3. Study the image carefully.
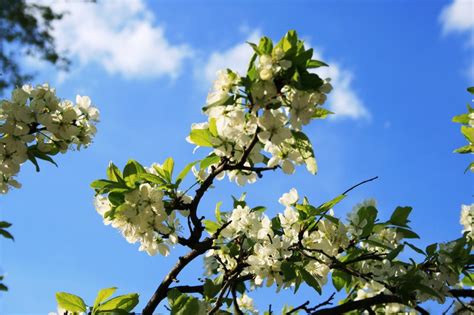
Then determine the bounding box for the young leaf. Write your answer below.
[189,128,214,147]
[56,292,87,313]
[93,287,117,311]
[215,201,223,223]
[0,228,14,240]
[390,206,412,227]
[200,154,220,169]
[203,278,221,300]
[203,220,219,234]
[461,126,474,143]
[258,36,273,55]
[162,157,174,182]
[291,130,317,174]
[176,160,199,184]
[307,59,329,68]
[107,162,123,182]
[332,270,351,292]
[96,293,139,312]
[298,267,322,294]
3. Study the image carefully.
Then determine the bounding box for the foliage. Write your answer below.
[53,287,138,315]
[0,0,69,94]
[453,86,474,173]
[69,30,474,315]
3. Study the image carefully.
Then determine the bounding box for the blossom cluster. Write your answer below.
[93,160,191,256]
[0,84,99,193]
[203,189,472,313]
[188,32,332,185]
[206,189,347,289]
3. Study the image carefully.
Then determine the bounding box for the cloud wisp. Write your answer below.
[51,0,192,81]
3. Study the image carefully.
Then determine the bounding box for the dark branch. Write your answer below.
[170,285,204,295]
[142,221,232,314]
[311,290,473,315]
[342,176,379,196]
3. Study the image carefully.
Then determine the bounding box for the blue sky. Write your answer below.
[1,0,473,313]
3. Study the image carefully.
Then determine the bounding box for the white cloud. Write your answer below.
[50,0,192,80]
[202,31,261,83]
[200,32,370,120]
[440,0,474,35]
[311,50,370,120]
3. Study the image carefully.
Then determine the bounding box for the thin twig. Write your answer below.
[342,176,378,196]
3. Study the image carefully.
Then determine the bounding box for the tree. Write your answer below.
[0,0,69,94]
[14,30,471,314]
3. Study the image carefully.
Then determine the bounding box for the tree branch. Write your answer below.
[342,176,378,196]
[142,221,232,314]
[170,285,204,295]
[310,289,473,315]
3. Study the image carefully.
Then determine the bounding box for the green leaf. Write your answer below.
[415,283,443,300]
[162,157,174,182]
[0,221,12,228]
[454,144,474,154]
[247,41,261,55]
[358,206,378,238]
[390,206,412,227]
[258,36,273,55]
[123,160,145,187]
[312,107,334,119]
[404,242,425,256]
[0,228,14,240]
[56,292,87,313]
[461,126,474,143]
[298,267,321,294]
[27,149,40,172]
[209,118,218,137]
[307,59,328,68]
[96,293,139,312]
[280,261,297,282]
[203,278,221,300]
[462,273,474,286]
[452,113,470,124]
[140,173,167,185]
[203,220,220,234]
[467,86,474,94]
[425,243,437,256]
[0,283,7,291]
[31,147,58,167]
[294,48,313,67]
[291,130,317,174]
[176,160,199,184]
[386,244,405,260]
[169,292,202,315]
[246,53,259,81]
[107,162,123,182]
[90,180,129,194]
[93,287,117,311]
[200,154,220,169]
[202,94,234,112]
[332,270,351,292]
[282,30,298,55]
[465,161,474,173]
[215,201,223,223]
[189,128,214,147]
[318,194,346,213]
[395,227,419,239]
